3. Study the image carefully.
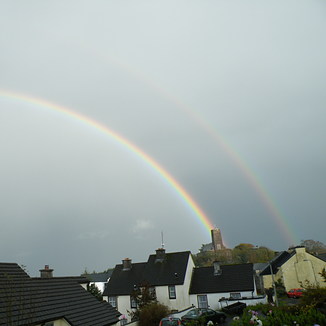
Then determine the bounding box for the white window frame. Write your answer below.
[130,296,137,309]
[109,296,117,308]
[197,294,208,308]
[168,285,176,299]
[230,292,241,299]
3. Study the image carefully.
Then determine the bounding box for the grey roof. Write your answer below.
[260,251,294,275]
[0,263,119,326]
[83,271,113,283]
[143,251,190,286]
[189,263,255,294]
[317,253,326,262]
[104,251,191,296]
[253,263,268,272]
[104,262,147,296]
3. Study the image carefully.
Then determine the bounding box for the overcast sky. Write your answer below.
[1,0,325,276]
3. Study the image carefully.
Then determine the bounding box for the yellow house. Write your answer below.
[260,246,326,291]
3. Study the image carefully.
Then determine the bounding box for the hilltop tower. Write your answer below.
[211,228,225,251]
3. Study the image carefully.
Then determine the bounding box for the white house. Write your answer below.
[84,270,113,293]
[0,263,119,326]
[189,262,267,310]
[103,249,194,323]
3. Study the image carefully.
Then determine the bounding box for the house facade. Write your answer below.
[84,270,113,293]
[103,249,194,322]
[261,246,326,291]
[0,263,119,326]
[189,262,266,310]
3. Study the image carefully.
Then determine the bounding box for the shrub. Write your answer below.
[138,302,169,326]
[230,304,326,326]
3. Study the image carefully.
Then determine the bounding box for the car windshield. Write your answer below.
[185,309,200,316]
[161,319,180,326]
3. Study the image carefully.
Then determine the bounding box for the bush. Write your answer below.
[300,286,326,310]
[230,304,326,326]
[138,302,169,326]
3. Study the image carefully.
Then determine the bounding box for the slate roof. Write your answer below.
[189,263,254,294]
[143,251,190,286]
[104,251,191,296]
[84,271,113,283]
[260,251,294,275]
[104,262,147,296]
[0,263,119,326]
[317,253,326,262]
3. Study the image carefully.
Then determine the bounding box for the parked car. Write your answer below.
[181,308,227,325]
[159,317,184,326]
[287,288,304,298]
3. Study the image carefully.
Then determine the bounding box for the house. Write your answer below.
[103,249,195,322]
[260,246,326,291]
[189,262,266,310]
[0,263,120,326]
[83,270,113,293]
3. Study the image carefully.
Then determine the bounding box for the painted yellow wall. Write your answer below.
[35,318,71,326]
[263,247,326,291]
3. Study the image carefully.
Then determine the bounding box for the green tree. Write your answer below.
[128,282,157,321]
[138,302,169,326]
[87,283,103,301]
[193,244,275,267]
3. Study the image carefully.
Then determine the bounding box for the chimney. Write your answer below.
[122,258,132,271]
[40,265,53,278]
[155,248,166,263]
[213,261,222,276]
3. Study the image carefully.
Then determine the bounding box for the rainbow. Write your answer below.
[0,90,215,234]
[79,49,298,246]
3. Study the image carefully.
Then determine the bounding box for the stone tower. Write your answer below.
[211,228,225,251]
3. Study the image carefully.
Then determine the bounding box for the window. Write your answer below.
[168,285,176,299]
[130,296,137,308]
[109,296,117,308]
[230,292,241,299]
[149,286,156,299]
[120,318,127,326]
[197,295,208,308]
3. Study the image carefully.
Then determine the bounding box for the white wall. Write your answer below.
[190,291,255,311]
[155,255,195,311]
[90,281,107,293]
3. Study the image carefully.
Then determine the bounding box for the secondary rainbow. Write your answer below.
[0,90,215,234]
[79,47,297,246]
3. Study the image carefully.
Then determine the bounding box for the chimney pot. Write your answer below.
[122,258,132,271]
[155,248,166,263]
[40,265,53,278]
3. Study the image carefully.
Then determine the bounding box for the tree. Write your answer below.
[193,244,276,267]
[138,302,169,326]
[128,282,157,322]
[300,239,326,254]
[87,283,103,301]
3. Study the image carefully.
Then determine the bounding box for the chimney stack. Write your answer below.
[40,265,53,278]
[155,248,166,263]
[213,261,222,276]
[122,258,132,271]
